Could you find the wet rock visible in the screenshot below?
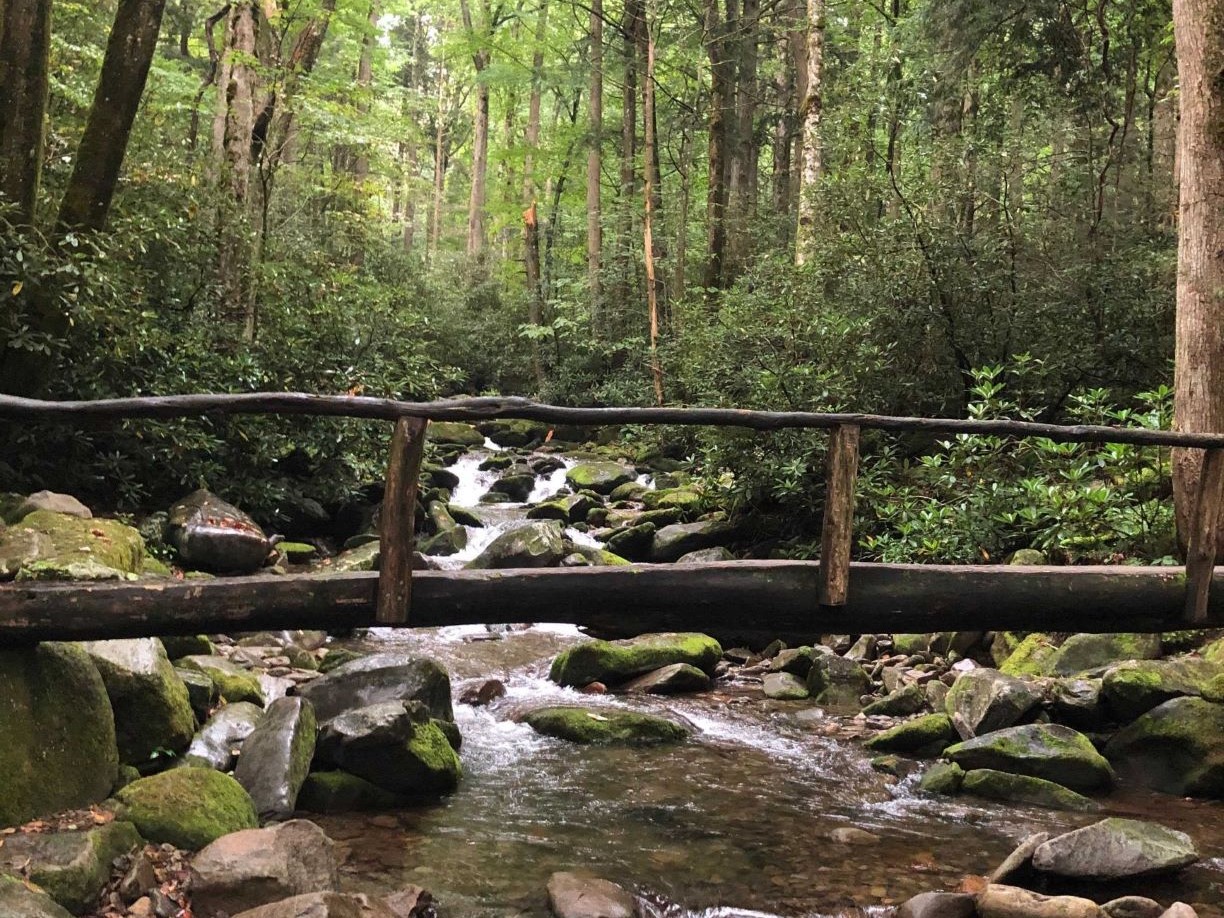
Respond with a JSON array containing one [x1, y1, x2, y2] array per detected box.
[[1101, 658, 1224, 721], [546, 871, 636, 918], [676, 547, 734, 562], [845, 634, 878, 662], [769, 646, 816, 677], [477, 418, 549, 448], [829, 827, 878, 845], [459, 679, 507, 706], [0, 874, 74, 918], [447, 504, 485, 527], [1104, 696, 1224, 796], [381, 886, 435, 917], [185, 702, 265, 770], [298, 651, 453, 722], [602, 523, 656, 561], [862, 682, 928, 717], [976, 885, 1103, 918], [621, 663, 710, 694], [162, 634, 215, 659], [83, 639, 196, 766], [1102, 898, 1165, 918], [918, 761, 964, 795], [487, 472, 536, 502], [897, 892, 976, 918], [467, 521, 566, 569], [762, 672, 809, 699], [231, 892, 396, 918], [177, 656, 265, 706], [0, 821, 141, 914], [114, 767, 258, 850], [550, 633, 722, 688], [315, 702, 461, 797], [166, 490, 270, 574], [961, 769, 1099, 811], [945, 724, 1115, 791], [190, 819, 338, 917], [806, 653, 870, 708], [989, 833, 1050, 885], [999, 634, 1060, 678], [1048, 678, 1104, 730], [234, 696, 318, 821], [565, 462, 636, 496], [523, 706, 689, 745], [419, 526, 467, 557], [323, 541, 381, 572], [15, 491, 92, 520], [1032, 818, 1198, 880], [945, 668, 1041, 739], [527, 500, 571, 522], [318, 648, 365, 674], [296, 771, 408, 812], [892, 634, 932, 655], [864, 713, 959, 756], [1047, 633, 1161, 676], [649, 521, 736, 563]]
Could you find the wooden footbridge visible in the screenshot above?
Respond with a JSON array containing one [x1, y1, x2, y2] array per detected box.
[[1, 392, 1222, 646]]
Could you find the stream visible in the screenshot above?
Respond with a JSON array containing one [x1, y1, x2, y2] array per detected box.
[[318, 446, 1224, 917]]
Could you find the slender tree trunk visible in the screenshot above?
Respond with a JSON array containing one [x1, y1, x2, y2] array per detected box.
[[430, 73, 448, 260], [587, 0, 604, 333], [674, 122, 692, 303], [523, 203, 545, 386], [1172, 0, 1224, 553], [614, 0, 642, 324], [353, 1, 378, 189], [57, 0, 169, 234], [643, 6, 664, 405], [523, 2, 548, 388], [703, 0, 730, 292], [771, 20, 795, 227], [0, 0, 52, 226], [460, 0, 492, 259], [794, 0, 824, 265], [728, 0, 759, 271]]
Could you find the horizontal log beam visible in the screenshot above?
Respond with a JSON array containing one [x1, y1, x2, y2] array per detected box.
[[0, 561, 1215, 645], [0, 393, 1218, 448]]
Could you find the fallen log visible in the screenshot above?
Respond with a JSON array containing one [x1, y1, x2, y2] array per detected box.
[[0, 561, 1215, 645]]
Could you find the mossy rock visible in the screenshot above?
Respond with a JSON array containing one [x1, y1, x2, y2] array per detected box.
[[467, 521, 566, 569], [1046, 633, 1161, 676], [0, 511, 147, 581], [523, 706, 689, 745], [891, 634, 932, 656], [641, 488, 702, 512], [945, 723, 1115, 792], [960, 769, 1099, 812], [476, 419, 549, 448], [318, 649, 365, 674], [0, 820, 142, 913], [296, 771, 409, 812], [526, 500, 570, 522], [999, 633, 1060, 677], [549, 633, 722, 687], [322, 541, 381, 573], [918, 761, 965, 795], [1008, 549, 1047, 565], [176, 667, 220, 720], [806, 653, 871, 709], [114, 767, 258, 850], [83, 639, 197, 766], [0, 873, 74, 917], [864, 713, 958, 756], [428, 422, 485, 446], [989, 632, 1026, 667], [0, 643, 119, 827], [277, 541, 317, 563], [176, 656, 265, 706], [1104, 696, 1224, 797], [1101, 657, 1224, 721], [565, 462, 635, 496], [862, 683, 928, 717], [161, 634, 215, 660]]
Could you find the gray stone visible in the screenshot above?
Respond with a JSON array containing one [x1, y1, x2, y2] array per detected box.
[[945, 668, 1041, 739], [989, 833, 1050, 885], [467, 521, 566, 569], [231, 892, 393, 918], [564, 463, 636, 496], [1032, 818, 1198, 880], [620, 663, 710, 694], [0, 875, 74, 918], [234, 696, 318, 821], [945, 723, 1115, 792], [769, 646, 816, 677], [977, 885, 1103, 918], [546, 871, 635, 918], [185, 702, 265, 770], [649, 521, 736, 563], [0, 821, 141, 914], [1102, 657, 1224, 721], [1102, 898, 1165, 918], [298, 652, 453, 722], [15, 492, 91, 520], [961, 769, 1099, 811], [862, 682, 928, 716], [762, 672, 810, 699], [676, 547, 734, 563], [176, 668, 220, 721], [897, 892, 975, 918], [1104, 697, 1224, 797], [1048, 633, 1161, 676], [1048, 678, 1104, 730], [166, 489, 270, 574], [806, 653, 870, 708]]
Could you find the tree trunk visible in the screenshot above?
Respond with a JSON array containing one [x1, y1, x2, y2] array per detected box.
[[460, 0, 492, 259], [56, 0, 169, 234], [643, 5, 664, 405], [794, 0, 824, 266], [0, 0, 52, 226], [703, 0, 729, 293], [1173, 0, 1224, 554], [613, 0, 642, 325], [770, 17, 796, 228], [353, 1, 378, 190], [727, 0, 759, 271], [523, 202, 545, 386], [523, 2, 548, 388], [587, 0, 604, 334], [674, 121, 692, 303], [429, 72, 448, 260]]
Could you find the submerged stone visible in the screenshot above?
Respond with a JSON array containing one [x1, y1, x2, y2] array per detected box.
[[297, 771, 409, 813], [523, 706, 689, 745]]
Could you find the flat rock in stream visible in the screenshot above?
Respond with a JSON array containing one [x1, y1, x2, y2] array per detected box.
[[523, 706, 690, 745], [564, 463, 636, 496], [620, 663, 710, 694], [546, 871, 636, 918], [1032, 818, 1199, 880], [549, 633, 722, 688]]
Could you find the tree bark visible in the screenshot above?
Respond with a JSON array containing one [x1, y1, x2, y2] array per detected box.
[[352, 1, 378, 191], [1173, 0, 1224, 555], [460, 0, 493, 259], [613, 0, 642, 323], [0, 0, 52, 226], [727, 0, 759, 271], [587, 0, 604, 334], [523, 2, 548, 388], [794, 0, 824, 265], [703, 0, 730, 292], [643, 4, 664, 405], [429, 71, 449, 260], [56, 0, 169, 234]]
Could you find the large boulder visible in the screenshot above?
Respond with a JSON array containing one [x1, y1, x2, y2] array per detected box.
[[190, 820, 339, 918], [177, 655, 265, 706], [945, 668, 1041, 740], [523, 706, 689, 745], [296, 771, 408, 813], [185, 702, 265, 770], [166, 490, 271, 574], [467, 521, 566, 569], [864, 713, 959, 756], [0, 874, 74, 918], [298, 652, 453, 723], [944, 724, 1115, 792], [1101, 657, 1224, 721], [0, 510, 146, 581], [0, 821, 141, 914], [649, 521, 736, 563], [565, 462, 635, 495], [549, 633, 722, 688], [427, 422, 484, 446], [0, 643, 119, 827], [476, 418, 549, 448], [1032, 818, 1198, 880], [762, 672, 810, 700], [233, 697, 318, 821], [114, 767, 258, 850], [1104, 696, 1224, 796], [546, 871, 636, 918], [82, 639, 196, 766], [960, 769, 1099, 812], [315, 702, 461, 798], [1046, 634, 1161, 676], [998, 634, 1060, 678], [806, 653, 871, 708]]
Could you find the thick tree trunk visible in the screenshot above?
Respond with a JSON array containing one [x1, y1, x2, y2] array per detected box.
[[0, 0, 52, 226], [460, 0, 493, 259], [1173, 0, 1224, 554], [352, 2, 378, 190], [727, 0, 759, 272], [794, 0, 823, 265], [703, 0, 730, 293], [56, 0, 169, 234], [587, 0, 604, 334]]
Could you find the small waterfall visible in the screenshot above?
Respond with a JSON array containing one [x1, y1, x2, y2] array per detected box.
[[526, 459, 577, 504], [447, 454, 503, 507]]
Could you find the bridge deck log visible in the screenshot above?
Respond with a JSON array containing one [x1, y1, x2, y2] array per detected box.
[[0, 561, 1217, 645]]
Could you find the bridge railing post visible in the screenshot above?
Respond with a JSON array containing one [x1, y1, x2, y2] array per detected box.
[[376, 416, 429, 625], [819, 423, 860, 607], [1185, 447, 1224, 625]]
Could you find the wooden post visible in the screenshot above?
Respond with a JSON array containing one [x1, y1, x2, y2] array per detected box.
[[819, 423, 860, 606], [1185, 447, 1224, 624], [377, 416, 429, 625]]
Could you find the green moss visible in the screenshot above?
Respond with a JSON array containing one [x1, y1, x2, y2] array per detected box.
[[565, 462, 635, 495], [598, 550, 631, 566], [114, 767, 258, 850], [1102, 658, 1224, 721], [864, 713, 958, 756], [999, 633, 1060, 677], [176, 656, 265, 706], [403, 722, 463, 794], [918, 761, 965, 795], [0, 821, 142, 913], [0, 873, 74, 917], [961, 769, 1099, 811], [0, 643, 119, 827], [0, 510, 147, 581], [297, 771, 409, 812], [1104, 696, 1224, 797], [945, 723, 1115, 791], [160, 635, 216, 660], [318, 649, 365, 674], [549, 633, 723, 687], [428, 422, 485, 446], [524, 706, 689, 745]]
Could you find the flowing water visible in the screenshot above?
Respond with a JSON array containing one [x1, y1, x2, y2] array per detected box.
[[317, 449, 1224, 917]]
